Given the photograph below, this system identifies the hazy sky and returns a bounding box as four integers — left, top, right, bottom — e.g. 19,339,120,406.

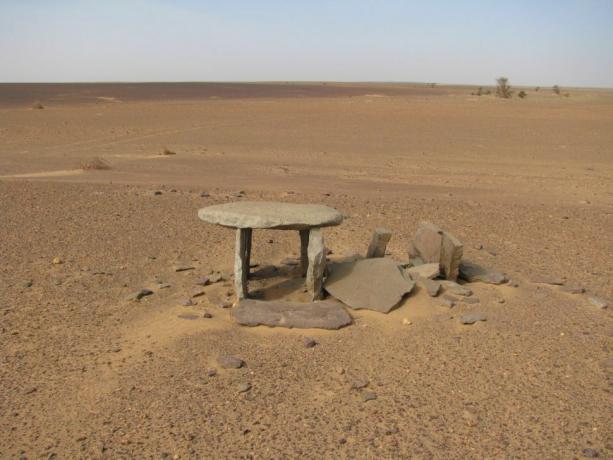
1,0,612,86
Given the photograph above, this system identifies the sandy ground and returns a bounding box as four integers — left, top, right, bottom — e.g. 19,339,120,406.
0,83,612,458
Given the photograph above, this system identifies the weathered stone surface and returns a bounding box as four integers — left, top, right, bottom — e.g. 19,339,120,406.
217,355,244,369
234,299,352,329
421,278,441,297
462,297,480,304
459,313,487,324
406,263,440,280
325,258,414,313
459,262,507,285
440,280,473,296
306,228,326,300
198,201,343,230
366,228,392,258
588,297,608,309
532,276,564,285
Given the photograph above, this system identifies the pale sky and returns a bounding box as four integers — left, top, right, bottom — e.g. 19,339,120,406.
1,0,612,87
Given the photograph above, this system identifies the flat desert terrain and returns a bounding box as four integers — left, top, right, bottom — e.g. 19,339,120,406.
0,83,612,458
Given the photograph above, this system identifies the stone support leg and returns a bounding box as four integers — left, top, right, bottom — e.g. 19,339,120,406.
299,229,310,276
234,228,252,299
306,227,325,300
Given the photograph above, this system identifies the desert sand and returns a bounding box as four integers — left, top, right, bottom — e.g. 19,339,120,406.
0,83,611,458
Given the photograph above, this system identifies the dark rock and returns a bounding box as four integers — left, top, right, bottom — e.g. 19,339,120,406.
192,289,206,298
23,280,33,288
581,448,599,458
217,355,244,369
200,191,210,197
126,289,154,301
206,369,217,377
234,299,352,330
459,313,487,324
303,337,317,348
459,262,507,285
203,311,213,319
174,264,195,272
150,190,162,196
195,277,210,286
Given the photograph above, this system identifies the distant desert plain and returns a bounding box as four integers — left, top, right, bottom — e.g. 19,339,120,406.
0,82,611,458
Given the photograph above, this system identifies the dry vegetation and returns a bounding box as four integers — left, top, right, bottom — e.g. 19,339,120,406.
160,146,177,156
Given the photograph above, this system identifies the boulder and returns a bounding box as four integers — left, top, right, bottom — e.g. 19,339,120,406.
420,278,441,297
234,299,352,329
410,222,463,280
459,262,507,285
325,258,414,313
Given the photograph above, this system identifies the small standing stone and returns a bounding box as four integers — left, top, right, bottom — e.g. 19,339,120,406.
365,228,392,258
306,228,326,300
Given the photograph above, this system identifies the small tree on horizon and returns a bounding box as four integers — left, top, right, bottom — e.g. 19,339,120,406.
496,77,513,98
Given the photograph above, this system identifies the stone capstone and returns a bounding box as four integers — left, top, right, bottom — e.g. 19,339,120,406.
198,201,343,230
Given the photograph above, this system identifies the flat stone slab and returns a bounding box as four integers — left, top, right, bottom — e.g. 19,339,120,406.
234,299,352,329
459,262,507,285
198,201,343,230
325,258,414,313
459,313,487,324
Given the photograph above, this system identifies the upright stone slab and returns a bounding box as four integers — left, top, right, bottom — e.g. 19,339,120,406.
365,228,392,258
306,228,325,300
299,229,310,276
440,231,463,281
234,228,252,299
412,222,443,264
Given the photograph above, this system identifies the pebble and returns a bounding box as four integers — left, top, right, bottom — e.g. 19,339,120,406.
362,392,377,402
402,318,412,325
218,299,233,309
438,298,455,308
206,369,217,377
218,355,244,369
149,190,162,196
231,191,246,198
23,280,33,288
174,265,195,272
588,297,608,309
192,289,206,298
237,382,251,393
303,337,317,348
208,272,223,283
52,257,63,265
157,283,171,289
126,289,154,301
200,191,210,197
350,379,369,390
459,313,487,325
180,298,194,307
203,311,213,319
581,448,599,458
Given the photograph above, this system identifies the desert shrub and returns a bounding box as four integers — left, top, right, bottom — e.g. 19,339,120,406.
535,86,540,92
160,146,177,156
496,77,513,98
553,85,561,95
475,87,483,96
518,90,527,98
32,101,44,109
80,157,111,170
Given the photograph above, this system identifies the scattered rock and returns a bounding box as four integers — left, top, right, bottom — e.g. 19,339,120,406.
192,289,206,298
174,264,195,272
231,191,246,198
507,279,520,288
588,297,608,309
149,190,162,196
362,392,377,402
180,298,194,307
200,191,210,198
581,448,599,458
303,337,317,348
420,278,441,297
217,299,233,309
438,297,455,308
459,313,487,324
157,282,171,289
203,311,213,319
350,379,369,390
208,272,223,283
217,355,244,369
281,258,299,266
459,262,507,285
126,289,154,301
560,286,585,294
462,297,480,304
195,277,210,286
234,299,352,329
52,257,63,265
237,382,251,393
496,298,506,304
402,318,412,325
440,280,472,296
532,276,564,285
406,263,440,280
177,313,199,320
325,258,414,313
206,369,217,377
23,280,33,288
